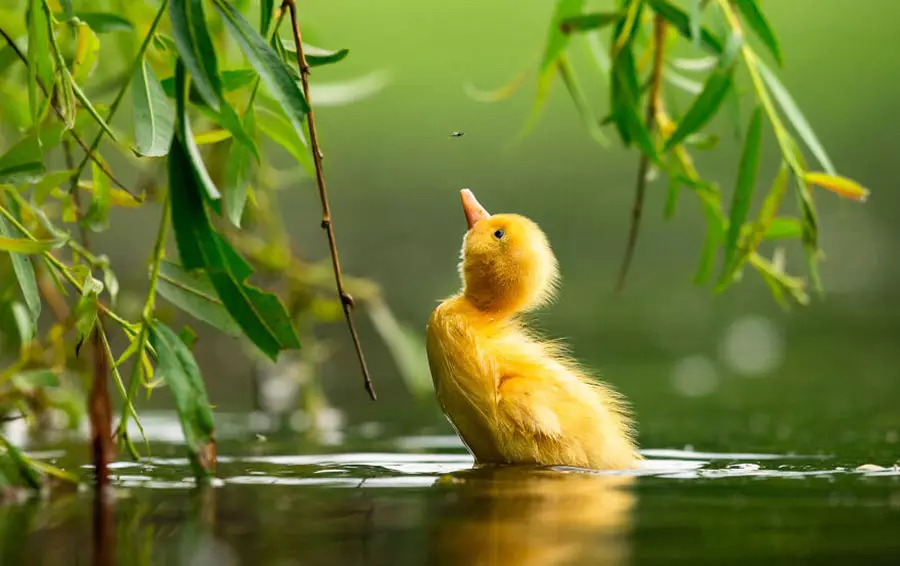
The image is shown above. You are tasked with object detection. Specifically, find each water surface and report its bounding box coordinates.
[4,412,900,566]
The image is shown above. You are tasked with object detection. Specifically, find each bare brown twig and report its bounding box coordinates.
[0,26,135,197]
[282,0,376,401]
[615,16,667,294]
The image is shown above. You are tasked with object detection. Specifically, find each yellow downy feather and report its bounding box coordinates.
[426,190,640,470]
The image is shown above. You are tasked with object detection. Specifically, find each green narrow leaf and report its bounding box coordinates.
[168,133,301,360]
[559,12,623,33]
[757,60,835,174]
[280,44,351,68]
[45,7,76,129]
[0,435,41,490]
[260,0,274,35]
[0,206,40,322]
[174,61,221,200]
[28,0,53,131]
[762,217,802,240]
[734,0,782,66]
[169,0,223,110]
[67,70,119,143]
[0,134,45,186]
[0,235,64,254]
[689,0,702,45]
[160,70,260,161]
[693,192,725,285]
[254,101,313,174]
[160,69,257,99]
[70,22,100,85]
[132,59,175,157]
[664,155,683,219]
[720,106,763,280]
[73,275,102,355]
[83,157,111,231]
[11,301,33,346]
[610,46,660,162]
[663,34,742,151]
[156,260,242,336]
[557,55,608,146]
[213,0,310,143]
[224,110,255,226]
[719,163,790,291]
[645,0,723,54]
[149,322,215,479]
[67,11,133,33]
[60,0,73,18]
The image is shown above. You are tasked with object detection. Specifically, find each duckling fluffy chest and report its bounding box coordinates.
[425,298,640,470]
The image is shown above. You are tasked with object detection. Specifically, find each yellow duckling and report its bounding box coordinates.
[426,189,640,470]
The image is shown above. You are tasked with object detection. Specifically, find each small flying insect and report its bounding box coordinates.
[450,131,465,138]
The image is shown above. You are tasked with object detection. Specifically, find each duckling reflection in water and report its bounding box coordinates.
[428,467,635,566]
[427,189,640,470]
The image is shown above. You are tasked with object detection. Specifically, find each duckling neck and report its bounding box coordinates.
[461,287,521,319]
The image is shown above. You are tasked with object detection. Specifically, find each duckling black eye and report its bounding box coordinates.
[493,229,505,240]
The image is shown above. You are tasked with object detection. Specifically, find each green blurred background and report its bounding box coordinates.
[31,0,900,460]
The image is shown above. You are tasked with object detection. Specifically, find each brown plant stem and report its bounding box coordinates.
[0,26,134,197]
[89,319,113,488]
[615,15,667,294]
[283,0,376,400]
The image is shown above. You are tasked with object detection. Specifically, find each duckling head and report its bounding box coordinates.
[458,189,559,316]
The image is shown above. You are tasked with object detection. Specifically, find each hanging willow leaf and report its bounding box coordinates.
[0,235,65,254]
[756,60,835,175]
[518,0,585,138]
[73,275,102,356]
[559,12,623,34]
[803,172,870,202]
[0,434,41,490]
[734,0,782,66]
[260,0,274,35]
[28,0,53,131]
[149,321,215,478]
[70,21,100,85]
[132,59,174,157]
[663,34,742,151]
[224,110,255,227]
[0,203,41,322]
[557,55,608,146]
[168,132,301,360]
[720,106,763,278]
[0,135,45,186]
[156,260,242,336]
[174,61,220,201]
[65,11,133,33]
[280,43,351,68]
[610,44,659,162]
[718,163,790,291]
[645,0,723,54]
[83,157,111,231]
[169,0,222,110]
[254,101,313,174]
[212,0,309,143]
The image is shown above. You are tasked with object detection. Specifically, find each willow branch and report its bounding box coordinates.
[283,0,376,401]
[0,26,134,196]
[615,16,667,294]
[69,0,171,196]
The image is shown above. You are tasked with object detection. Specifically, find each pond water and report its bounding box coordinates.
[4,411,900,566]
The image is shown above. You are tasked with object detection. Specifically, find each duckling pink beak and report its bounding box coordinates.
[461,189,491,230]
